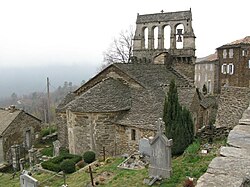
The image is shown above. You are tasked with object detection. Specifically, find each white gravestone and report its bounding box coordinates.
[20,171,38,187]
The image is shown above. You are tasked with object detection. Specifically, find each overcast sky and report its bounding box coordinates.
[0,0,249,68]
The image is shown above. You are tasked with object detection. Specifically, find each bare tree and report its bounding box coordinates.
[101,26,134,70]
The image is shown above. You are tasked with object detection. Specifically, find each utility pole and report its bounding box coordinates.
[47,77,51,134]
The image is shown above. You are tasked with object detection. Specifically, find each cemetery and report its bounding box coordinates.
[0,118,226,186]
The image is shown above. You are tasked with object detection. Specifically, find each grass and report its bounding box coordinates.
[0,139,225,187]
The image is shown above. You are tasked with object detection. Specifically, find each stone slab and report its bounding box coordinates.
[196,172,244,187]
[227,125,250,150]
[239,106,250,125]
[220,146,250,159]
[207,157,250,179]
[139,138,151,156]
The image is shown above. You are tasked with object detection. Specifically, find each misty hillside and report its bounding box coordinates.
[0,64,98,98]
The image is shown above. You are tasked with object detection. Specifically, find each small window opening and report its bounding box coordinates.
[223,49,227,59]
[131,129,136,141]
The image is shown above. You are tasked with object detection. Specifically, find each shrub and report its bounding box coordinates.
[83,151,96,164]
[60,159,76,174]
[41,161,61,172]
[41,153,82,173]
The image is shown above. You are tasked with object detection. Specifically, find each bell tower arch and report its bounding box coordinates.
[133,9,196,64]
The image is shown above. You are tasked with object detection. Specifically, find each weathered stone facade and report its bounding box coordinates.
[56,113,68,149]
[67,111,117,156]
[215,86,250,128]
[0,108,41,164]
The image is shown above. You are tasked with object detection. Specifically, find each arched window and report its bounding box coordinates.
[143,27,148,49]
[176,24,184,49]
[163,25,171,49]
[153,27,158,49]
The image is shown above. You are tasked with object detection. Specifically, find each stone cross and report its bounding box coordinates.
[53,140,61,157]
[148,118,172,179]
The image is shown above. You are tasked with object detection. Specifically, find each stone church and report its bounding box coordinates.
[56,9,202,156]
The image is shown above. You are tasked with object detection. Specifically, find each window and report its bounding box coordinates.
[243,49,248,57]
[198,74,201,81]
[223,49,227,59]
[229,49,234,58]
[221,64,227,74]
[248,60,250,69]
[205,73,207,82]
[228,63,234,75]
[131,129,136,141]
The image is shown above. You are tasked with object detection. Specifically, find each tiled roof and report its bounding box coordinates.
[200,96,217,109]
[227,36,250,45]
[218,36,250,48]
[114,63,191,88]
[196,52,218,63]
[0,108,21,135]
[60,63,195,128]
[67,78,131,113]
[56,92,77,112]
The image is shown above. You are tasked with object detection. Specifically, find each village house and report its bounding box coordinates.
[0,106,41,165]
[56,10,210,157]
[195,52,219,95]
[217,36,250,90]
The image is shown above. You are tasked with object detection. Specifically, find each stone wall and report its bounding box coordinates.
[197,126,231,142]
[215,86,250,128]
[56,113,68,149]
[2,111,41,163]
[115,125,156,155]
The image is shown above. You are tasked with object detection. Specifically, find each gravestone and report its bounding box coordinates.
[11,144,21,171]
[148,118,172,179]
[53,140,61,157]
[20,170,38,187]
[28,147,37,168]
[139,138,151,157]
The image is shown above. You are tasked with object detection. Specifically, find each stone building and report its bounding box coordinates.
[195,53,219,94]
[56,63,200,156]
[56,9,202,157]
[217,36,250,90]
[0,106,41,165]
